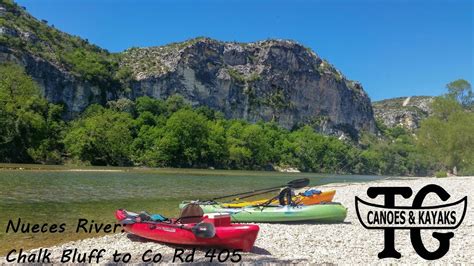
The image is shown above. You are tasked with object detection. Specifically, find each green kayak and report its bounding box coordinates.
[179,202,347,223]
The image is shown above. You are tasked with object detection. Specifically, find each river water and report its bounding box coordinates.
[0,165,389,255]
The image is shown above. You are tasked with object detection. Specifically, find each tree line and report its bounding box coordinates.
[1,63,473,176]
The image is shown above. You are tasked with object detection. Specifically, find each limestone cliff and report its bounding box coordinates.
[372,96,434,130]
[120,38,376,135]
[0,1,376,136]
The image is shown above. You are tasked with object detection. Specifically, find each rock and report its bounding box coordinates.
[0,2,376,137]
[19,30,39,44]
[0,45,108,117]
[274,166,301,173]
[120,38,377,135]
[372,96,434,130]
[2,176,471,264]
[0,6,6,16]
[0,26,18,37]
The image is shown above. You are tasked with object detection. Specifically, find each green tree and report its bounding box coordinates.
[106,98,136,114]
[157,109,210,167]
[280,126,330,172]
[418,97,474,174]
[0,63,63,163]
[356,127,425,176]
[226,121,252,168]
[240,124,273,167]
[204,120,228,167]
[27,103,65,164]
[165,94,190,114]
[446,79,472,109]
[195,106,224,120]
[64,105,134,166]
[61,49,118,88]
[135,96,166,116]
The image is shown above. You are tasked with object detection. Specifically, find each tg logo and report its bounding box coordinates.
[355,184,467,260]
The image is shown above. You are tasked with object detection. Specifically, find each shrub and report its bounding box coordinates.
[435,171,448,178]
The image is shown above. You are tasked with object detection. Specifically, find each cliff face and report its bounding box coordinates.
[0,1,119,116]
[121,38,376,135]
[0,1,376,136]
[0,45,111,115]
[373,96,434,130]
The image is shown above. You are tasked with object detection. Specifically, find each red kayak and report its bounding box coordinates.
[115,204,259,251]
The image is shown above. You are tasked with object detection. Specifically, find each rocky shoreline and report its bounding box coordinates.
[2,176,472,264]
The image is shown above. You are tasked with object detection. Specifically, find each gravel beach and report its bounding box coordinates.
[2,176,472,264]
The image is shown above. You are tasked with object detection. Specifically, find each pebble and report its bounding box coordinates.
[1,176,472,264]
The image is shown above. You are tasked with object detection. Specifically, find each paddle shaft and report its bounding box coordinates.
[258,194,280,207]
[227,187,281,202]
[211,178,309,201]
[211,186,286,201]
[141,221,214,236]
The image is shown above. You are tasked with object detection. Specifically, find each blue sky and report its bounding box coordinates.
[16,0,473,100]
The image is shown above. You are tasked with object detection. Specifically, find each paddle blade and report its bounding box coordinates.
[191,222,216,238]
[120,218,136,225]
[287,178,310,189]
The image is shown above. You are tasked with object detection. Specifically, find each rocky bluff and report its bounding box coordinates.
[0,1,376,136]
[373,96,434,130]
[121,39,376,136]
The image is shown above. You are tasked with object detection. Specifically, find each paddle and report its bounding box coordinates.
[228,187,281,202]
[119,218,136,225]
[211,178,310,202]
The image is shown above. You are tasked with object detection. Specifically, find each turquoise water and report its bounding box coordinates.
[0,166,387,254]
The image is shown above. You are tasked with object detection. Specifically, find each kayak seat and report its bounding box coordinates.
[178,203,204,224]
[278,187,296,206]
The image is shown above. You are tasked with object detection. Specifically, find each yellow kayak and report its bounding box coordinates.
[222,189,336,207]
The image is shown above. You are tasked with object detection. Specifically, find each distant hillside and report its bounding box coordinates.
[0,0,123,113]
[372,96,434,130]
[0,1,376,137]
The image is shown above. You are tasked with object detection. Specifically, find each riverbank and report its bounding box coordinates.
[2,176,472,264]
[0,163,303,176]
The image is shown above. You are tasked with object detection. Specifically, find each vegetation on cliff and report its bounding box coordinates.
[1,1,376,134]
[0,1,124,90]
[1,63,472,176]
